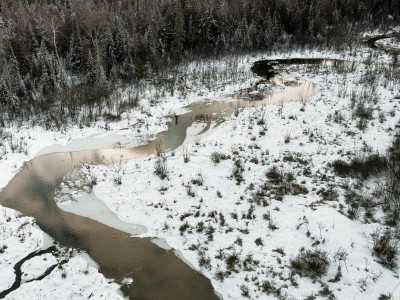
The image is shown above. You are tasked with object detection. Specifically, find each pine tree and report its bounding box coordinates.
[87,49,97,84]
[100,28,116,77]
[68,24,84,72]
[145,19,161,58]
[173,0,185,56]
[114,17,131,64]
[144,3,165,61]
[0,77,10,106]
[94,44,107,86]
[36,40,53,96]
[132,32,146,78]
[8,42,26,100]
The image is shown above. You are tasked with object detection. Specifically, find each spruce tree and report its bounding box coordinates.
[68,24,84,72]
[87,49,97,84]
[173,0,185,56]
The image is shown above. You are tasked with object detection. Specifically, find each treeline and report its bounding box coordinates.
[0,0,399,126]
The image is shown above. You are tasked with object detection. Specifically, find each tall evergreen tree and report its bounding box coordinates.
[68,24,84,72]
[173,0,185,56]
[114,17,131,64]
[87,49,97,84]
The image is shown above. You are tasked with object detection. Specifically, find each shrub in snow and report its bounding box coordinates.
[154,158,168,179]
[210,152,228,164]
[290,249,330,279]
[331,154,387,179]
[371,228,399,269]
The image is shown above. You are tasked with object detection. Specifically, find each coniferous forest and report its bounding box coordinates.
[0,0,399,126]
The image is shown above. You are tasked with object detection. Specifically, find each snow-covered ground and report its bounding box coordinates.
[1,38,400,299]
[82,60,399,298]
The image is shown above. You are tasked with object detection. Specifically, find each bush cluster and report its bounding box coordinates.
[290,249,330,278]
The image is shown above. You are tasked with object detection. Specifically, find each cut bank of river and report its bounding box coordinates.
[0,45,396,299]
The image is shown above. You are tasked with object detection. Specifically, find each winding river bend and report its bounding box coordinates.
[0,72,315,299]
[0,38,396,298]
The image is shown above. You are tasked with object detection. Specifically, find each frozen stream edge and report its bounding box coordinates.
[54,119,225,265]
